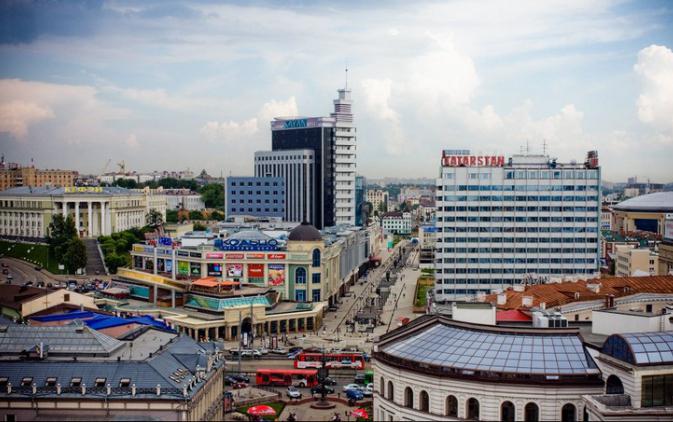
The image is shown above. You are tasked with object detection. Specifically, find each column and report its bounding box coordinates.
[153,285,158,304]
[171,290,176,308]
[88,202,93,237]
[100,201,106,236]
[62,201,67,218]
[75,202,80,236]
[171,249,177,281]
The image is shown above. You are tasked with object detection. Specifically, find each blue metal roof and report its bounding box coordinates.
[602,332,673,366]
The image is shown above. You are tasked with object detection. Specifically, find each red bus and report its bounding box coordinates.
[294,352,365,370]
[255,369,319,388]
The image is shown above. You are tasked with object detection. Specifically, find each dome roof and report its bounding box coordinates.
[614,191,673,212]
[288,222,322,241]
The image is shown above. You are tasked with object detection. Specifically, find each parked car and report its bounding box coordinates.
[311,385,334,396]
[342,384,362,392]
[288,347,303,354]
[322,377,337,386]
[224,376,237,386]
[0,263,8,268]
[256,348,269,355]
[286,386,302,399]
[362,384,374,397]
[269,348,287,355]
[345,388,364,401]
[354,374,367,385]
[232,382,247,389]
[231,374,250,383]
[240,349,262,359]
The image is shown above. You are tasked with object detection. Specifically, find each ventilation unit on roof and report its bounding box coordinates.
[119,378,131,388]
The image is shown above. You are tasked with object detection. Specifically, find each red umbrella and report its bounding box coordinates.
[351,408,369,419]
[247,405,277,417]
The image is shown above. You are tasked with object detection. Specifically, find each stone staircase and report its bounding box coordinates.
[83,238,107,276]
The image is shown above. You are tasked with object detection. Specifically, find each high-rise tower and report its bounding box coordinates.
[331,81,357,226]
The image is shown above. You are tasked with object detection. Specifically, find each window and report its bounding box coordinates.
[606,375,624,395]
[404,387,413,408]
[446,395,458,417]
[387,381,394,401]
[420,390,429,412]
[467,398,480,420]
[642,374,673,407]
[45,377,57,387]
[295,267,306,284]
[312,249,321,267]
[312,289,321,302]
[119,378,131,388]
[561,403,576,422]
[501,401,515,422]
[312,273,321,284]
[524,403,539,422]
[64,293,70,302]
[295,290,306,302]
[95,377,107,388]
[21,377,33,387]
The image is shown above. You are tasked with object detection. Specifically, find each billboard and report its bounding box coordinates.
[441,154,505,167]
[214,238,279,251]
[177,261,190,276]
[268,264,285,286]
[248,264,264,278]
[226,263,243,277]
[208,263,223,276]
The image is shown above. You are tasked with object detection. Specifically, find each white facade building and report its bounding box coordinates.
[382,211,412,235]
[254,149,314,223]
[331,88,357,226]
[164,189,205,211]
[435,150,601,301]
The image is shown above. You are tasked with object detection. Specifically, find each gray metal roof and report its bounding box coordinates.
[613,191,673,212]
[0,186,142,196]
[0,325,124,357]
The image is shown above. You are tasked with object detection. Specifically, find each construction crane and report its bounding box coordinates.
[117,160,126,173]
[101,158,112,175]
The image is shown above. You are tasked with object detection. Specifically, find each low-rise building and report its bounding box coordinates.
[164,189,205,211]
[0,285,98,321]
[367,189,388,213]
[373,314,603,421]
[226,176,285,219]
[0,160,77,191]
[614,245,659,276]
[592,308,673,336]
[381,211,412,235]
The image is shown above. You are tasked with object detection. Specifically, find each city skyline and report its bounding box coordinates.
[1,0,673,182]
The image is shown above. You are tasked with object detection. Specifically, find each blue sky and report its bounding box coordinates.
[0,0,672,181]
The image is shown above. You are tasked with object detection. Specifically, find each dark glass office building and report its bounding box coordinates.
[271,117,335,228]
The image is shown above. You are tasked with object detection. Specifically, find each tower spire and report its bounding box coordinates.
[345,66,349,90]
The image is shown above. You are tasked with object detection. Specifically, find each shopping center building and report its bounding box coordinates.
[373,314,604,421]
[0,186,166,239]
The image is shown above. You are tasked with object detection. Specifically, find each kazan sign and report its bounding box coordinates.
[214,238,279,252]
[442,155,505,167]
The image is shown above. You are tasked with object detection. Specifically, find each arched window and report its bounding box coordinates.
[380,376,385,397]
[295,267,306,284]
[446,395,458,417]
[404,387,413,408]
[387,381,394,401]
[606,375,624,394]
[561,403,576,422]
[524,403,539,422]
[312,249,321,267]
[420,390,429,412]
[501,401,515,422]
[467,398,480,420]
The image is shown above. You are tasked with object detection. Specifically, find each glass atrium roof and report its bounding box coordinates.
[381,323,598,376]
[602,332,673,365]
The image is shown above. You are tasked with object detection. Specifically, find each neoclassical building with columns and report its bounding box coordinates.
[0,186,166,239]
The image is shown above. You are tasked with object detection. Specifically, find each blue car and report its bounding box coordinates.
[345,388,364,401]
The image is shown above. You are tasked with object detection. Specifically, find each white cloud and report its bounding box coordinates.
[634,44,673,132]
[0,100,54,138]
[361,79,397,122]
[125,133,140,149]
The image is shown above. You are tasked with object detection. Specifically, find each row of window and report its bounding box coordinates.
[442,227,598,233]
[229,181,281,186]
[441,195,599,202]
[439,258,596,264]
[256,155,312,161]
[230,199,284,204]
[435,278,544,285]
[437,267,597,275]
[440,205,598,212]
[230,190,282,195]
[440,247,597,254]
[229,208,282,213]
[442,216,598,223]
[440,237,598,243]
[442,168,599,180]
[449,184,598,192]
[294,289,321,302]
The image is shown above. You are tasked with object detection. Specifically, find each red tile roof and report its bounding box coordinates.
[484,276,673,310]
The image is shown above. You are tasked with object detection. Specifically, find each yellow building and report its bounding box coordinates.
[614,244,659,277]
[0,164,77,191]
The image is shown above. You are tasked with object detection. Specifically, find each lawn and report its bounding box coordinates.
[236,401,285,420]
[414,283,433,307]
[0,240,63,274]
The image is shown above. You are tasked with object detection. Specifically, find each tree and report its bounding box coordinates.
[146,209,164,228]
[166,209,178,223]
[113,178,138,189]
[105,253,128,273]
[63,238,87,274]
[200,183,224,209]
[46,215,78,263]
[210,210,224,221]
[193,222,207,231]
[190,210,204,220]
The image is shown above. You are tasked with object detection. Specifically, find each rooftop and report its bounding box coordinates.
[613,191,673,212]
[0,325,124,357]
[0,186,141,196]
[602,332,673,366]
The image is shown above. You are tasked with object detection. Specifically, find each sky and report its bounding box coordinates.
[0,0,672,182]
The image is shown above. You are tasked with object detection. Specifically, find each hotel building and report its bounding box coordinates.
[435,150,601,301]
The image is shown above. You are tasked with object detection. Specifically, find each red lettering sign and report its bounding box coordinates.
[205,252,223,259]
[247,253,265,259]
[442,155,505,167]
[248,264,264,278]
[225,253,244,259]
[267,253,286,260]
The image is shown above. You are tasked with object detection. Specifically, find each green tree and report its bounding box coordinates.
[200,183,224,209]
[193,222,207,231]
[113,178,138,189]
[63,238,87,274]
[46,215,78,263]
[166,209,178,223]
[210,210,224,221]
[146,209,164,228]
[190,210,204,220]
[105,253,128,273]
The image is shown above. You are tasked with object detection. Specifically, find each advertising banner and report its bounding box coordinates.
[206,252,224,259]
[225,253,244,259]
[268,264,285,286]
[165,260,173,273]
[190,262,201,276]
[247,253,265,259]
[178,261,190,276]
[208,263,223,276]
[226,263,243,277]
[268,253,286,260]
[248,264,264,278]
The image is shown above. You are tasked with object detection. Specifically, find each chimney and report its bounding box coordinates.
[476,292,486,302]
[574,292,580,300]
[522,296,533,308]
[131,384,136,396]
[156,384,161,396]
[81,383,86,395]
[497,293,507,306]
[56,383,61,395]
[106,384,111,396]
[183,385,188,397]
[540,302,546,310]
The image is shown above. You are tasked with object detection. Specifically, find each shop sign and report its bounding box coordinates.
[289,253,307,260]
[268,253,286,260]
[206,252,224,259]
[189,252,202,258]
[214,238,279,251]
[441,154,505,167]
[225,253,244,259]
[247,253,265,259]
[64,186,103,193]
[248,264,264,278]
[177,250,189,257]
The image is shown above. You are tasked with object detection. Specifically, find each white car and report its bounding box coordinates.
[287,386,302,399]
[363,384,374,397]
[342,383,362,392]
